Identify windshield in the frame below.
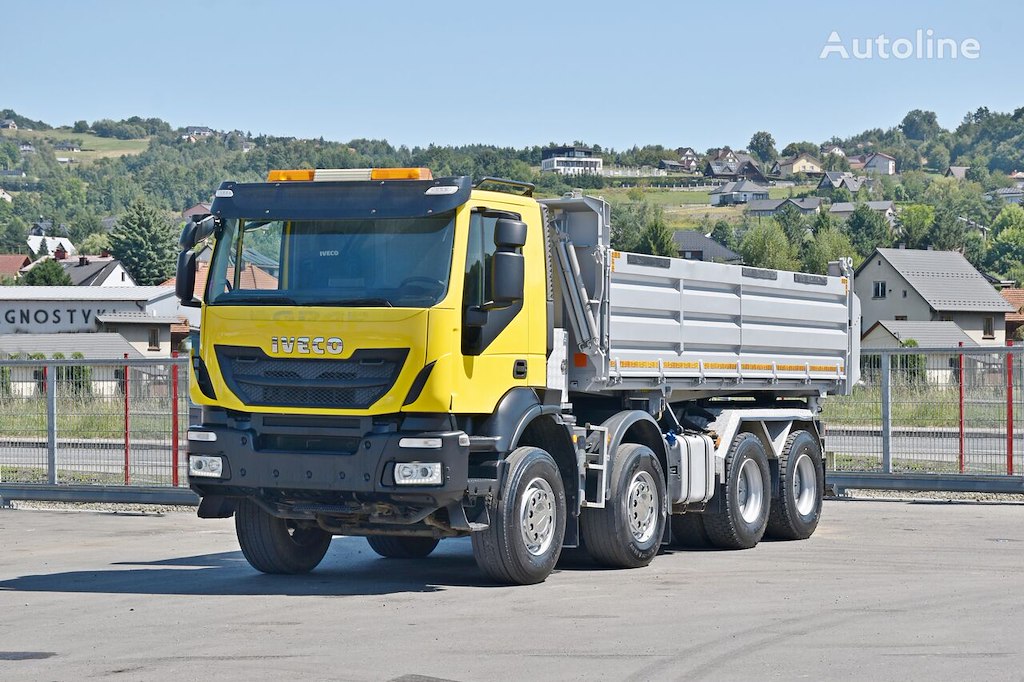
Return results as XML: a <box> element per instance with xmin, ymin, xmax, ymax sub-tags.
<box><xmin>206</xmin><ymin>213</ymin><xmax>456</xmax><ymax>307</ymax></box>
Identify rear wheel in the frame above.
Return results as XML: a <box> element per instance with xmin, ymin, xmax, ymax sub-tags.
<box><xmin>234</xmin><ymin>499</ymin><xmax>332</xmax><ymax>574</ymax></box>
<box><xmin>766</xmin><ymin>430</ymin><xmax>824</xmax><ymax>540</ymax></box>
<box><xmin>581</xmin><ymin>443</ymin><xmax>666</xmax><ymax>568</ymax></box>
<box><xmin>703</xmin><ymin>433</ymin><xmax>770</xmax><ymax>550</ymax></box>
<box><xmin>472</xmin><ymin>447</ymin><xmax>566</xmax><ymax>585</ymax></box>
<box><xmin>366</xmin><ymin>535</ymin><xmax>439</xmax><ymax>559</ymax></box>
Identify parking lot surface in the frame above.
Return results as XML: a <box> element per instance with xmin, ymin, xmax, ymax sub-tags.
<box><xmin>1</xmin><ymin>499</ymin><xmax>1023</xmax><ymax>681</ymax></box>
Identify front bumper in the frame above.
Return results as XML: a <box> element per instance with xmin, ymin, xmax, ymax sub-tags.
<box><xmin>187</xmin><ymin>424</ymin><xmax>470</xmax><ymax>509</ymax></box>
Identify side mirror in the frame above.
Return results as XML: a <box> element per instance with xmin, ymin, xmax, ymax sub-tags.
<box><xmin>179</xmin><ymin>215</ymin><xmax>217</xmax><ymax>250</ymax></box>
<box><xmin>490</xmin><ymin>251</ymin><xmax>524</xmax><ymax>304</ymax></box>
<box><xmin>176</xmin><ymin>250</ymin><xmax>201</xmax><ymax>308</ymax></box>
<box><xmin>179</xmin><ymin>220</ymin><xmax>197</xmax><ymax>250</ymax></box>
<box><xmin>494</xmin><ymin>218</ymin><xmax>527</xmax><ymax>248</ymax></box>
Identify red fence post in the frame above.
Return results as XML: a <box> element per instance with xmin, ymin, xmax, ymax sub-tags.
<box><xmin>123</xmin><ymin>353</ymin><xmax>130</xmax><ymax>485</ymax></box>
<box><xmin>1008</xmin><ymin>340</ymin><xmax>1015</xmax><ymax>476</ymax></box>
<box><xmin>171</xmin><ymin>351</ymin><xmax>180</xmax><ymax>487</ymax></box>
<box><xmin>958</xmin><ymin>341</ymin><xmax>965</xmax><ymax>474</ymax></box>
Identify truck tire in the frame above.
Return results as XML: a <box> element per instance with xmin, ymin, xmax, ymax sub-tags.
<box><xmin>580</xmin><ymin>443</ymin><xmax>666</xmax><ymax>568</ymax></box>
<box><xmin>472</xmin><ymin>447</ymin><xmax>566</xmax><ymax>585</ymax></box>
<box><xmin>703</xmin><ymin>433</ymin><xmax>770</xmax><ymax>550</ymax></box>
<box><xmin>234</xmin><ymin>499</ymin><xmax>332</xmax><ymax>574</ymax></box>
<box><xmin>766</xmin><ymin>430</ymin><xmax>824</xmax><ymax>540</ymax></box>
<box><xmin>366</xmin><ymin>535</ymin><xmax>439</xmax><ymax>559</ymax></box>
<box><xmin>670</xmin><ymin>512</ymin><xmax>712</xmax><ymax>548</ymax></box>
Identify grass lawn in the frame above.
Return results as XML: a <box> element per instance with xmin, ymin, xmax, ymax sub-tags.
<box><xmin>1</xmin><ymin>128</ymin><xmax>150</xmax><ymax>163</ymax></box>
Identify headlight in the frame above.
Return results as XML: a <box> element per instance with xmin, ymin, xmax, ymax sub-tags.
<box><xmin>393</xmin><ymin>462</ymin><xmax>443</xmax><ymax>485</ymax></box>
<box><xmin>189</xmin><ymin>455</ymin><xmax>225</xmax><ymax>478</ymax></box>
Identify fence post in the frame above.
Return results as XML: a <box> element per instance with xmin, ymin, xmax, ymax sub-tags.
<box><xmin>45</xmin><ymin>363</ymin><xmax>56</xmax><ymax>485</ymax></box>
<box><xmin>880</xmin><ymin>351</ymin><xmax>892</xmax><ymax>474</ymax></box>
<box><xmin>123</xmin><ymin>353</ymin><xmax>130</xmax><ymax>485</ymax></box>
<box><xmin>1008</xmin><ymin>340</ymin><xmax>1015</xmax><ymax>476</ymax></box>
<box><xmin>958</xmin><ymin>341</ymin><xmax>965</xmax><ymax>474</ymax></box>
<box><xmin>171</xmin><ymin>352</ymin><xmax>180</xmax><ymax>487</ymax></box>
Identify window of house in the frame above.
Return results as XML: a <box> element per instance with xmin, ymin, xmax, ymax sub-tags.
<box><xmin>983</xmin><ymin>317</ymin><xmax>994</xmax><ymax>340</ymax></box>
<box><xmin>895</xmin><ymin>315</ymin><xmax>908</xmax><ymax>321</ymax></box>
<box><xmin>872</xmin><ymin>281</ymin><xmax>886</xmax><ymax>299</ymax></box>
<box><xmin>148</xmin><ymin>328</ymin><xmax>160</xmax><ymax>351</ymax></box>
<box><xmin>902</xmin><ymin>290</ymin><xmax>907</xmax><ymax>298</ymax></box>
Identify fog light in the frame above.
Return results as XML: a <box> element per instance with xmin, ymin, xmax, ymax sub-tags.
<box><xmin>394</xmin><ymin>462</ymin><xmax>442</xmax><ymax>485</ymax></box>
<box><xmin>189</xmin><ymin>455</ymin><xmax>224</xmax><ymax>479</ymax></box>
<box><xmin>187</xmin><ymin>430</ymin><xmax>217</xmax><ymax>442</ymax></box>
<box><xmin>398</xmin><ymin>437</ymin><xmax>442</xmax><ymax>449</ymax></box>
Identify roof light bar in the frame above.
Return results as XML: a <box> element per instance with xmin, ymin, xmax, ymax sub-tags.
<box><xmin>266</xmin><ymin>168</ymin><xmax>433</xmax><ymax>182</ymax></box>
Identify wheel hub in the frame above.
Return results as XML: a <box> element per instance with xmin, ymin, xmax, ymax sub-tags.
<box><xmin>627</xmin><ymin>471</ymin><xmax>658</xmax><ymax>543</ymax></box>
<box><xmin>737</xmin><ymin>459</ymin><xmax>765</xmax><ymax>524</ymax></box>
<box><xmin>519</xmin><ymin>477</ymin><xmax>556</xmax><ymax>556</ymax></box>
<box><xmin>792</xmin><ymin>453</ymin><xmax>818</xmax><ymax>516</ymax></box>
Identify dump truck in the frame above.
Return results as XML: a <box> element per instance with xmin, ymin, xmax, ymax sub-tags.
<box><xmin>176</xmin><ymin>168</ymin><xmax>859</xmax><ymax>585</ymax></box>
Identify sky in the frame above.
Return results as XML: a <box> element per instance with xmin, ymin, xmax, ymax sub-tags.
<box><xmin>4</xmin><ymin>0</ymin><xmax>1020</xmax><ymax>152</ymax></box>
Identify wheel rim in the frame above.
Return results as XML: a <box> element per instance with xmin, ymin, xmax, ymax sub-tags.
<box><xmin>736</xmin><ymin>459</ymin><xmax>765</xmax><ymax>524</ymax></box>
<box><xmin>627</xmin><ymin>470</ymin><xmax>659</xmax><ymax>543</ymax></box>
<box><xmin>792</xmin><ymin>453</ymin><xmax>818</xmax><ymax>516</ymax></box>
<box><xmin>519</xmin><ymin>476</ymin><xmax>556</xmax><ymax>556</ymax></box>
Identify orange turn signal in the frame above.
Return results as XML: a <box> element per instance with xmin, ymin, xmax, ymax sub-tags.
<box><xmin>267</xmin><ymin>169</ymin><xmax>315</xmax><ymax>182</ymax></box>
<box><xmin>370</xmin><ymin>167</ymin><xmax>433</xmax><ymax>180</ymax></box>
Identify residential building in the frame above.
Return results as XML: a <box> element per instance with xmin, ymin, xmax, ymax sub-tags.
<box><xmin>747</xmin><ymin>197</ymin><xmax>823</xmax><ymax>217</ymax></box>
<box><xmin>829</xmin><ymin>201</ymin><xmax>896</xmax><ymax>226</ymax></box>
<box><xmin>18</xmin><ymin>142</ymin><xmax>34</xmax><ymax>154</ymax></box>
<box><xmin>0</xmin><ymin>188</ymin><xmax>11</xmax><ymax>203</ymax></box>
<box><xmin>0</xmin><ymin>170</ymin><xmax>26</xmax><ymax>178</ymax></box>
<box><xmin>770</xmin><ymin>152</ymin><xmax>823</xmax><ymax>177</ymax></box>
<box><xmin>854</xmin><ymin>247</ymin><xmax>1014</xmax><ymax>345</ymax></box>
<box><xmin>1000</xmin><ymin>288</ymin><xmax>1024</xmax><ymax>340</ymax></box>
<box><xmin>861</xmin><ymin>320</ymin><xmax>978</xmax><ymax>384</ymax></box>
<box><xmin>988</xmin><ymin>187</ymin><xmax>1024</xmax><ymax>205</ymax></box>
<box><xmin>182</xmin><ymin>202</ymin><xmax>212</xmax><ymax>220</ymax></box>
<box><xmin>0</xmin><ymin>254</ymin><xmax>30</xmax><ymax>281</ymax></box>
<box><xmin>704</xmin><ymin>150</ymin><xmax>767</xmax><ymax>183</ymax></box>
<box><xmin>676</xmin><ymin>147</ymin><xmax>700</xmax><ymax>172</ymax></box>
<box><xmin>0</xmin><ymin>119</ymin><xmax>17</xmax><ymax>130</ymax></box>
<box><xmin>185</xmin><ymin>126</ymin><xmax>215</xmax><ymax>137</ymax></box>
<box><xmin>54</xmin><ymin>141</ymin><xmax>82</xmax><ymax>152</ymax></box>
<box><xmin>659</xmin><ymin>159</ymin><xmax>687</xmax><ymax>173</ymax></box>
<box><xmin>60</xmin><ymin>255</ymin><xmax>137</xmax><ymax>287</ymax></box>
<box><xmin>26</xmin><ymin>236</ymin><xmax>76</xmax><ymax>257</ymax></box>
<box><xmin>945</xmin><ymin>165</ymin><xmax>970</xmax><ymax>180</ymax></box>
<box><xmin>0</xmin><ymin>333</ymin><xmax>146</xmax><ymax>397</ymax></box>
<box><xmin>863</xmin><ymin>152</ymin><xmax>897</xmax><ymax>175</ymax></box>
<box><xmin>601</xmin><ymin>166</ymin><xmax>666</xmax><ymax>178</ymax></box>
<box><xmin>821</xmin><ymin>144</ymin><xmax>845</xmax><ymax>158</ymax></box>
<box><xmin>540</xmin><ymin>146</ymin><xmax>603</xmax><ymax>176</ymax></box>
<box><xmin>709</xmin><ymin>179</ymin><xmax>769</xmax><ymax>206</ymax></box>
<box><xmin>672</xmin><ymin>231</ymin><xmax>742</xmax><ymax>264</ymax></box>
<box><xmin>162</xmin><ymin>261</ymin><xmax>278</xmax><ymax>302</ymax></box>
<box><xmin>817</xmin><ymin>171</ymin><xmax>877</xmax><ymax>194</ymax></box>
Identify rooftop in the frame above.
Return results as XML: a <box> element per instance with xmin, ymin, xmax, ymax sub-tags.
<box><xmin>867</xmin><ymin>321</ymin><xmax>978</xmax><ymax>347</ymax></box>
<box><xmin>1000</xmin><ymin>288</ymin><xmax>1024</xmax><ymax>323</ymax></box>
<box><xmin>0</xmin><ymin>333</ymin><xmax>144</xmax><ymax>359</ymax></box>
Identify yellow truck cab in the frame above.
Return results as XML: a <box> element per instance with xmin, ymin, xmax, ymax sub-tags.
<box><xmin>178</xmin><ymin>168</ymin><xmax>858</xmax><ymax>584</ymax></box>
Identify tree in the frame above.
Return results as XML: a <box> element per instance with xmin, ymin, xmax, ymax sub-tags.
<box><xmin>896</xmin><ymin>204</ymin><xmax>934</xmax><ymax>249</ymax></box>
<box><xmin>845</xmin><ymin>204</ymin><xmax>893</xmax><ymax>257</ymax></box>
<box><xmin>108</xmin><ymin>199</ymin><xmax>177</xmax><ymax>285</ymax></box>
<box><xmin>986</xmin><ymin>226</ymin><xmax>1024</xmax><ymax>279</ymax></box>
<box><xmin>36</xmin><ymin>238</ymin><xmax>50</xmax><ymax>259</ymax></box>
<box><xmin>927</xmin><ymin>209</ymin><xmax>968</xmax><ymax>252</ymax></box>
<box><xmin>748</xmin><ymin>131</ymin><xmax>777</xmax><ymax>164</ymax></box>
<box><xmin>80</xmin><ymin>232</ymin><xmax>111</xmax><ymax>254</ymax></box>
<box><xmin>801</xmin><ymin>226</ymin><xmax>854</xmax><ymax>274</ymax></box>
<box><xmin>740</xmin><ymin>221</ymin><xmax>799</xmax><ymax>270</ymax></box>
<box><xmin>710</xmin><ymin>220</ymin><xmax>737</xmax><ymax>250</ymax></box>
<box><xmin>781</xmin><ymin>141</ymin><xmax>819</xmax><ymax>158</ymax></box>
<box><xmin>22</xmin><ymin>258</ymin><xmax>72</xmax><ymax>285</ymax></box>
<box><xmin>72</xmin><ymin>120</ymin><xmax>90</xmax><ymax>134</ymax></box>
<box><xmin>991</xmin><ymin>204</ymin><xmax>1024</xmax><ymax>237</ymax></box>
<box><xmin>899</xmin><ymin>109</ymin><xmax>941</xmax><ymax>141</ymax></box>
<box><xmin>773</xmin><ymin>203</ymin><xmax>809</xmax><ymax>246</ymax></box>
<box><xmin>636</xmin><ymin>218</ymin><xmax>676</xmax><ymax>257</ymax></box>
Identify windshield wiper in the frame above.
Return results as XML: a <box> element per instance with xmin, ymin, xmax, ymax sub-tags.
<box><xmin>217</xmin><ymin>292</ymin><xmax>298</xmax><ymax>305</ymax></box>
<box><xmin>310</xmin><ymin>297</ymin><xmax>394</xmax><ymax>307</ymax></box>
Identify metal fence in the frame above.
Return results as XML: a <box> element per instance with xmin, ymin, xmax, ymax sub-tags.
<box><xmin>0</xmin><ymin>356</ymin><xmax>197</xmax><ymax>504</ymax></box>
<box><xmin>823</xmin><ymin>344</ymin><xmax>1024</xmax><ymax>494</ymax></box>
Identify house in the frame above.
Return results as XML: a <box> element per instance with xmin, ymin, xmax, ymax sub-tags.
<box><xmin>821</xmin><ymin>144</ymin><xmax>845</xmax><ymax>158</ymax></box>
<box><xmin>540</xmin><ymin>146</ymin><xmax>603</xmax><ymax>176</ymax></box>
<box><xmin>60</xmin><ymin>255</ymin><xmax>137</xmax><ymax>287</ymax></box>
<box><xmin>747</xmin><ymin>197</ymin><xmax>822</xmax><ymax>217</ymax></box>
<box><xmin>161</xmin><ymin>261</ymin><xmax>278</xmax><ymax>302</ymax></box>
<box><xmin>18</xmin><ymin>142</ymin><xmax>34</xmax><ymax>154</ymax></box>
<box><xmin>26</xmin><ymin>236</ymin><xmax>76</xmax><ymax>257</ymax></box>
<box><xmin>945</xmin><ymin>165</ymin><xmax>970</xmax><ymax>180</ymax></box>
<box><xmin>704</xmin><ymin>150</ymin><xmax>768</xmax><ymax>183</ymax></box>
<box><xmin>855</xmin><ymin>247</ymin><xmax>1015</xmax><ymax>345</ymax></box>
<box><xmin>709</xmin><ymin>179</ymin><xmax>769</xmax><ymax>206</ymax></box>
<box><xmin>861</xmin><ymin>320</ymin><xmax>978</xmax><ymax>384</ymax></box>
<box><xmin>988</xmin><ymin>187</ymin><xmax>1024</xmax><ymax>205</ymax></box>
<box><xmin>185</xmin><ymin>126</ymin><xmax>215</xmax><ymax>137</ymax></box>
<box><xmin>0</xmin><ymin>333</ymin><xmax>146</xmax><ymax>398</ymax></box>
<box><xmin>659</xmin><ymin>159</ymin><xmax>687</xmax><ymax>173</ymax></box>
<box><xmin>1000</xmin><ymin>289</ymin><xmax>1024</xmax><ymax>340</ymax></box>
<box><xmin>770</xmin><ymin>152</ymin><xmax>823</xmax><ymax>177</ymax></box>
<box><xmin>863</xmin><ymin>152</ymin><xmax>897</xmax><ymax>175</ymax></box>
<box><xmin>675</xmin><ymin>147</ymin><xmax>700</xmax><ymax>172</ymax></box>
<box><xmin>672</xmin><ymin>231</ymin><xmax>742</xmax><ymax>264</ymax></box>
<box><xmin>0</xmin><ymin>254</ymin><xmax>30</xmax><ymax>281</ymax></box>
<box><xmin>0</xmin><ymin>188</ymin><xmax>11</xmax><ymax>203</ymax></box>
<box><xmin>829</xmin><ymin>201</ymin><xmax>896</xmax><ymax>227</ymax></box>
<box><xmin>241</xmin><ymin>140</ymin><xmax>256</xmax><ymax>153</ymax></box>
<box><xmin>0</xmin><ymin>119</ymin><xmax>17</xmax><ymax>130</ymax></box>
<box><xmin>0</xmin><ymin>170</ymin><xmax>26</xmax><ymax>178</ymax></box>
<box><xmin>817</xmin><ymin>171</ymin><xmax>876</xmax><ymax>194</ymax></box>
<box><xmin>54</xmin><ymin>141</ymin><xmax>82</xmax><ymax>152</ymax></box>
<box><xmin>182</xmin><ymin>202</ymin><xmax>212</xmax><ymax>220</ymax></box>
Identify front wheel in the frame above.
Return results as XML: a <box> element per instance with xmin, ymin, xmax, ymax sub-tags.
<box><xmin>472</xmin><ymin>447</ymin><xmax>566</xmax><ymax>585</ymax></box>
<box><xmin>234</xmin><ymin>499</ymin><xmax>333</xmax><ymax>574</ymax></box>
<box><xmin>581</xmin><ymin>443</ymin><xmax>667</xmax><ymax>568</ymax></box>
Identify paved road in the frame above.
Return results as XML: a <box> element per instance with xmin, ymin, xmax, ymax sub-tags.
<box><xmin>1</xmin><ymin>500</ymin><xmax>1023</xmax><ymax>680</ymax></box>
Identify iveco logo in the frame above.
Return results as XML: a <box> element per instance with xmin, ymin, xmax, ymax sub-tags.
<box><xmin>271</xmin><ymin>336</ymin><xmax>343</xmax><ymax>355</ymax></box>
<box><xmin>319</xmin><ymin>250</ymin><xmax>339</xmax><ymax>257</ymax></box>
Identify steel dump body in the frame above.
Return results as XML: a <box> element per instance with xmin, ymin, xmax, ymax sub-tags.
<box><xmin>543</xmin><ymin>194</ymin><xmax>859</xmax><ymax>400</ymax></box>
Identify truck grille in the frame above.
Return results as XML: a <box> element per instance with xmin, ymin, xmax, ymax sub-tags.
<box><xmin>216</xmin><ymin>345</ymin><xmax>408</xmax><ymax>409</ymax></box>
